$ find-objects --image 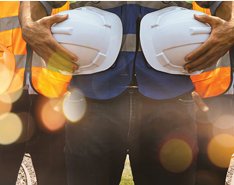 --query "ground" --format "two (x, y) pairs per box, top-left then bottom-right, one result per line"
(16, 154), (134, 185)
